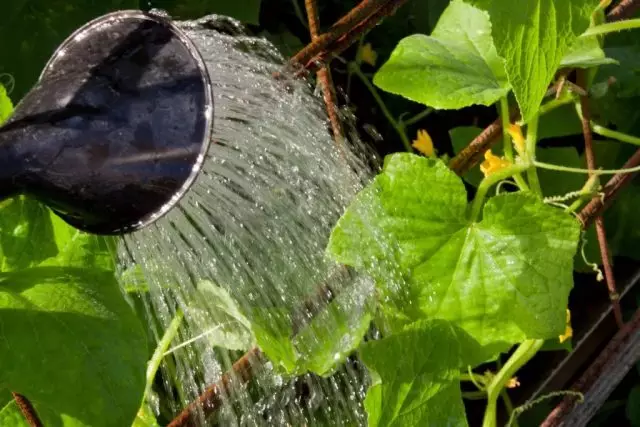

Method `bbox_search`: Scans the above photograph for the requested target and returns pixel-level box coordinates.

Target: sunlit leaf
[328,154,580,351]
[374,0,509,109]
[0,267,147,427]
[469,0,595,121]
[361,319,474,427]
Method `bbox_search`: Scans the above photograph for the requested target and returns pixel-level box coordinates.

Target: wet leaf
[191,280,255,351]
[293,275,375,376]
[132,404,161,427]
[469,0,595,121]
[361,319,471,427]
[251,274,375,377]
[328,154,580,350]
[374,0,510,109]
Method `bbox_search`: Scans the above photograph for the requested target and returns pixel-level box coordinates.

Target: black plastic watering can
[0,10,214,234]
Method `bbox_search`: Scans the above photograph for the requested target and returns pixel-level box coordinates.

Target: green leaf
[469,0,595,121]
[132,404,161,427]
[149,0,262,25]
[627,386,640,427]
[0,398,84,427]
[360,319,471,427]
[374,0,509,110]
[0,0,138,100]
[42,213,116,270]
[328,154,580,351]
[365,0,451,68]
[293,274,375,376]
[538,104,583,140]
[0,267,147,427]
[560,37,618,69]
[0,197,58,271]
[251,308,297,373]
[190,280,255,351]
[250,274,375,376]
[591,45,640,134]
[0,84,13,124]
[0,400,30,427]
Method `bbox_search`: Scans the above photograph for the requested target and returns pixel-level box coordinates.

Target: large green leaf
[469,0,595,121]
[150,0,262,25]
[374,0,509,110]
[0,197,58,271]
[327,154,580,350]
[293,274,375,376]
[190,280,255,352]
[0,267,147,427]
[0,0,137,100]
[250,274,375,376]
[361,319,472,427]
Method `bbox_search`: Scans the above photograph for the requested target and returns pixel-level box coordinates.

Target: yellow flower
[480,150,511,177]
[506,377,521,389]
[507,124,526,156]
[358,43,378,67]
[412,129,435,157]
[559,309,573,344]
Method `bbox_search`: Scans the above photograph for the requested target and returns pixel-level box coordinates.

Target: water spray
[0,8,378,426]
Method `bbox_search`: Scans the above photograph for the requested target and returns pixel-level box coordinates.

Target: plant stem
[12,393,43,427]
[500,99,514,162]
[534,161,640,175]
[591,123,640,146]
[463,390,488,400]
[501,390,518,427]
[402,108,433,126]
[536,95,576,117]
[482,339,544,427]
[460,372,488,388]
[578,146,640,227]
[470,163,531,222]
[144,309,184,400]
[349,61,412,151]
[581,18,640,37]
[499,97,529,190]
[525,115,543,196]
[578,68,624,329]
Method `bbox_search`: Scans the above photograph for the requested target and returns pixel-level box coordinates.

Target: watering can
[0,10,214,234]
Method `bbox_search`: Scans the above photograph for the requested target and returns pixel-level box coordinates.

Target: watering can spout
[0,10,213,235]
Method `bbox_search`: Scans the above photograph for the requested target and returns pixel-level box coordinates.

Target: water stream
[118,13,377,426]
